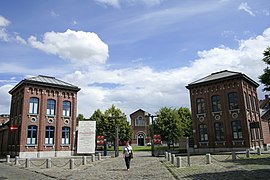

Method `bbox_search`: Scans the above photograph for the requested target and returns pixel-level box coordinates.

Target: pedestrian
[123,141,133,171]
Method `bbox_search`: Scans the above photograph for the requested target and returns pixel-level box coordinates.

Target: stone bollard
[91,154,95,162]
[165,152,168,160]
[6,155,10,163]
[70,159,74,169]
[206,153,211,164]
[83,156,87,165]
[171,154,175,165]
[98,153,102,160]
[257,147,261,155]
[232,151,236,161]
[246,149,250,158]
[46,158,51,169]
[168,153,171,162]
[15,156,19,165]
[25,158,30,168]
[176,157,182,168]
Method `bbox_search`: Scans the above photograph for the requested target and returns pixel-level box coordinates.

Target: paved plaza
[1,151,270,179]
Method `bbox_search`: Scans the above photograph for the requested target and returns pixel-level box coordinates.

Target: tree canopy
[259,46,270,91]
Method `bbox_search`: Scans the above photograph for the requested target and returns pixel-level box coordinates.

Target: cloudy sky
[0,0,269,118]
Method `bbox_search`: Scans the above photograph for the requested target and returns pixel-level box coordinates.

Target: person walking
[123,141,133,171]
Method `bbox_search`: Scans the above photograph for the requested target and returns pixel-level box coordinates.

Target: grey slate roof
[9,75,80,94]
[186,70,259,89]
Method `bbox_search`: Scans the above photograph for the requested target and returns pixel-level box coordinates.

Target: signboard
[77,121,96,154]
[250,122,260,129]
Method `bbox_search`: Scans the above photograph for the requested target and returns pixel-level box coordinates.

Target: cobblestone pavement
[2,152,270,180]
[162,153,270,180]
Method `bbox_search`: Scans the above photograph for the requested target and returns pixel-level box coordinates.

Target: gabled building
[130,109,151,146]
[7,75,80,158]
[259,95,270,145]
[186,70,268,153]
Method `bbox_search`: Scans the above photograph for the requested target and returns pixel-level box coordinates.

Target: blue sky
[0,0,270,118]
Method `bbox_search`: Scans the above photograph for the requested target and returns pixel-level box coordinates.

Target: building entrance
[137,134,145,146]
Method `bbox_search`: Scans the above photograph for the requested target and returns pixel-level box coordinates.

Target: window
[63,101,71,116]
[214,122,224,141]
[136,116,145,126]
[62,127,70,144]
[196,98,206,114]
[231,121,242,139]
[45,126,55,145]
[212,95,221,112]
[228,92,239,110]
[199,124,208,142]
[27,125,37,145]
[46,99,56,116]
[253,96,258,112]
[29,97,39,114]
[249,95,253,111]
[244,92,248,109]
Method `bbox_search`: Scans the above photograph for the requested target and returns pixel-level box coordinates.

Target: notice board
[77,121,96,154]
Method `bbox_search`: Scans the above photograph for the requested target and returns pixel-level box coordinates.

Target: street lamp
[145,112,158,157]
[108,113,126,157]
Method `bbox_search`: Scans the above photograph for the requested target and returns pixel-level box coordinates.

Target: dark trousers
[125,156,131,169]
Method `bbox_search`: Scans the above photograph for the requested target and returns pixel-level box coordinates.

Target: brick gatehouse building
[130,109,151,146]
[7,75,80,158]
[186,70,270,153]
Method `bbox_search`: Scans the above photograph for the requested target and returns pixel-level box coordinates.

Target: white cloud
[62,28,269,117]
[94,0,163,8]
[0,84,13,114]
[0,15,10,42]
[238,2,255,16]
[28,29,109,66]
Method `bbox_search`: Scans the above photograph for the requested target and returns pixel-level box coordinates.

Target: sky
[0,0,270,118]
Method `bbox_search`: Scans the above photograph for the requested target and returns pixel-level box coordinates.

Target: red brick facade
[186,70,265,153]
[130,109,151,146]
[7,75,80,158]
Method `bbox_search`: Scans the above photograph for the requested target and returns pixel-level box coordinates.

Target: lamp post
[108,113,126,157]
[145,112,158,157]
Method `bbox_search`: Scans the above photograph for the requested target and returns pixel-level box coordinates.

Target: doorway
[137,133,145,146]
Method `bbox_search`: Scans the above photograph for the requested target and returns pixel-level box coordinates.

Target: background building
[7,75,80,158]
[186,70,269,153]
[130,109,151,146]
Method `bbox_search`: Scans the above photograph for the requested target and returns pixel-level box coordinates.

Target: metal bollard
[25,158,30,168]
[46,158,51,169]
[168,153,171,162]
[246,149,250,158]
[83,156,87,165]
[171,154,175,165]
[91,154,95,162]
[70,159,74,169]
[165,152,168,160]
[15,156,19,165]
[98,153,102,160]
[257,147,261,155]
[232,151,236,161]
[176,157,182,168]
[6,155,10,163]
[206,153,211,164]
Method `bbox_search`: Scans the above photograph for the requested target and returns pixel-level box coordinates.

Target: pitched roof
[186,70,259,89]
[9,75,80,93]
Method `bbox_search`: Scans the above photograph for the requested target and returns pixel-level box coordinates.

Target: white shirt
[123,145,132,157]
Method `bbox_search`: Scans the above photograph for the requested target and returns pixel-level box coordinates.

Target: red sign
[9,125,18,131]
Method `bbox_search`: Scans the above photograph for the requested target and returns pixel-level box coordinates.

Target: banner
[77,121,96,154]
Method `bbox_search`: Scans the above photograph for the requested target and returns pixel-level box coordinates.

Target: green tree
[178,107,193,138]
[76,114,85,126]
[89,109,105,136]
[259,46,270,91]
[156,107,181,148]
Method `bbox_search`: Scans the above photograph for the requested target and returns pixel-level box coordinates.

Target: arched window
[27,125,37,145]
[45,126,55,145]
[135,116,145,126]
[212,95,221,112]
[29,97,39,114]
[228,92,239,110]
[199,124,208,142]
[63,101,71,116]
[62,127,70,145]
[196,98,205,114]
[46,99,56,116]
